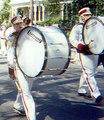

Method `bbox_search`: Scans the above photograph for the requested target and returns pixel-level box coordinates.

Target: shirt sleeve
[69,24,82,48]
[7,35,16,69]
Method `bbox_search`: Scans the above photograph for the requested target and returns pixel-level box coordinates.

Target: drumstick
[15,80,21,92]
[88,39,95,49]
[89,39,94,44]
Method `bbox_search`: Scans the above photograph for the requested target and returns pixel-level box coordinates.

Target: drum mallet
[15,80,21,92]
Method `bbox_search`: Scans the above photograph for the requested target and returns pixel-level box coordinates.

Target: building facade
[10,0,46,24]
[10,0,73,24]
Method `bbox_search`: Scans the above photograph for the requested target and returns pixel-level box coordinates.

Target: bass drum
[15,26,70,77]
[83,17,104,54]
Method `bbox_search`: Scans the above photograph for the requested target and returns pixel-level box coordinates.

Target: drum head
[15,26,47,77]
[83,17,104,54]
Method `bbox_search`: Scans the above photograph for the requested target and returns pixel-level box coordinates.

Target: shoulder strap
[6,34,16,47]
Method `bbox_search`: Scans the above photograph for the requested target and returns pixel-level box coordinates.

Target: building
[10,0,46,24]
[10,0,73,24]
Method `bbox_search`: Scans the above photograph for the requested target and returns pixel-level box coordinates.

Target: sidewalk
[0,54,104,120]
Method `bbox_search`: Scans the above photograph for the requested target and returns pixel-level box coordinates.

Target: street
[0,54,104,120]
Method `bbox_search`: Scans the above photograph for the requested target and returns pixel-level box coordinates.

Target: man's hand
[81,44,89,53]
[77,43,92,55]
[8,68,16,80]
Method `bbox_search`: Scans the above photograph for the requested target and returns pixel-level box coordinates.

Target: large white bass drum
[83,16,104,54]
[15,26,70,77]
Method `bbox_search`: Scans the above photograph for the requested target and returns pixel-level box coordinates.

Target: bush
[66,30,71,37]
[37,16,61,26]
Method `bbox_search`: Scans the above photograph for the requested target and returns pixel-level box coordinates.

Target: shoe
[78,93,92,98]
[95,95,104,104]
[78,93,87,96]
[13,107,25,116]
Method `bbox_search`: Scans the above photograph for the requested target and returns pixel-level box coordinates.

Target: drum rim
[82,16,104,45]
[15,26,48,77]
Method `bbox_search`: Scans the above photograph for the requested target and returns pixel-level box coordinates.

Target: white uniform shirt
[69,23,84,49]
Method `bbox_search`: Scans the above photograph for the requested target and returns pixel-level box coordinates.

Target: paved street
[0,54,104,120]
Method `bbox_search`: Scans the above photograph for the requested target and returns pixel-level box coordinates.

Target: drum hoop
[82,16,104,45]
[15,26,48,77]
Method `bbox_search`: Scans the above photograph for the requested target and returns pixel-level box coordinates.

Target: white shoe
[13,107,25,116]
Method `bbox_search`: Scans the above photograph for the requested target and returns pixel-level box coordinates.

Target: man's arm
[7,35,16,80]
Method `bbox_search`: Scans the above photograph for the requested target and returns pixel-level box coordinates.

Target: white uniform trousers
[14,63,36,120]
[78,53,101,98]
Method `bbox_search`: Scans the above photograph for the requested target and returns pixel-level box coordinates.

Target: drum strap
[6,34,16,47]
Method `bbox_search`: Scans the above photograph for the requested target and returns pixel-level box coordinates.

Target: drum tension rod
[50,43,63,45]
[48,68,61,71]
[27,30,42,43]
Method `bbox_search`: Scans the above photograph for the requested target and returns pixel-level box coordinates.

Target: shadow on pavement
[36,99,104,120]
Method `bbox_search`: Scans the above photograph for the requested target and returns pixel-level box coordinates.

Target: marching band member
[7,15,36,120]
[69,7,104,104]
[0,26,7,56]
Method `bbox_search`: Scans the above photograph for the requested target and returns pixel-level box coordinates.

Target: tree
[95,0,104,16]
[0,0,11,26]
[74,0,104,16]
[43,0,61,18]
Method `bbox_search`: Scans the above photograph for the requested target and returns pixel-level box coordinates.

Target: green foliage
[66,30,71,37]
[72,0,104,16]
[18,8,24,17]
[67,3,72,20]
[0,0,11,27]
[43,0,61,17]
[37,16,61,26]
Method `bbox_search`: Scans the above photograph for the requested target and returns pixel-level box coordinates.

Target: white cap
[11,15,23,24]
[78,7,92,16]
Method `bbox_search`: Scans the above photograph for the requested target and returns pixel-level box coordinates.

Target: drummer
[7,15,36,120]
[69,7,104,104]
